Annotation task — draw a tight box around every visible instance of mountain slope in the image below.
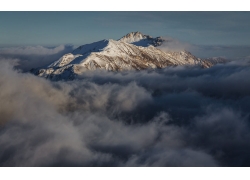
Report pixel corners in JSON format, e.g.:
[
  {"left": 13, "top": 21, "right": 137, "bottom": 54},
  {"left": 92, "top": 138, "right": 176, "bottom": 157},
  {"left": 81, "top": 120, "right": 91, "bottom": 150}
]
[{"left": 32, "top": 32, "right": 226, "bottom": 81}]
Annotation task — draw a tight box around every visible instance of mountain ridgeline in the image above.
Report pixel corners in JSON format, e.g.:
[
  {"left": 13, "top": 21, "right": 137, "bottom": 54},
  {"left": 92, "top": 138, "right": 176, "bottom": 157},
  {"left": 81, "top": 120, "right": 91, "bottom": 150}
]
[{"left": 31, "top": 32, "right": 226, "bottom": 80}]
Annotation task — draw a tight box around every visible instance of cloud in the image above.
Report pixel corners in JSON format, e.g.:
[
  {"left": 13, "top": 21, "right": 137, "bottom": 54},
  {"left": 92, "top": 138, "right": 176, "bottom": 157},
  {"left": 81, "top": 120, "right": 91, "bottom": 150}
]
[
  {"left": 0, "top": 45, "right": 69, "bottom": 55},
  {"left": 187, "top": 108, "right": 250, "bottom": 166},
  {"left": 0, "top": 45, "right": 75, "bottom": 71},
  {"left": 157, "top": 37, "right": 250, "bottom": 60},
  {"left": 190, "top": 45, "right": 250, "bottom": 59},
  {"left": 158, "top": 37, "right": 195, "bottom": 52},
  {"left": 1, "top": 58, "right": 250, "bottom": 166}
]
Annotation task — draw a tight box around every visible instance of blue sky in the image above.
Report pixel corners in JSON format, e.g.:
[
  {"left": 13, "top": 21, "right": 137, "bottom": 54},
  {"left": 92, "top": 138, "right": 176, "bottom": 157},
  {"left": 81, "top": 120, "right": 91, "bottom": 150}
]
[{"left": 0, "top": 12, "right": 250, "bottom": 46}]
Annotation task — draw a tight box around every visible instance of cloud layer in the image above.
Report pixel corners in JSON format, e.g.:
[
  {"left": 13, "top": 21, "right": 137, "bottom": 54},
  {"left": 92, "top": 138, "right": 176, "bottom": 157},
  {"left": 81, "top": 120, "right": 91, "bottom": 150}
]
[
  {"left": 1, "top": 57, "right": 250, "bottom": 167},
  {"left": 158, "top": 37, "right": 250, "bottom": 60},
  {"left": 0, "top": 45, "right": 74, "bottom": 71}
]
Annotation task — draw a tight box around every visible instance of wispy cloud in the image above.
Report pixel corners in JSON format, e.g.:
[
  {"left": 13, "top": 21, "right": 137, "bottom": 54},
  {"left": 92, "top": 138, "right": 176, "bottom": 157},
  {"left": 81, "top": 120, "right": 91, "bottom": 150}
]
[
  {"left": 157, "top": 37, "right": 250, "bottom": 59},
  {"left": 158, "top": 37, "right": 195, "bottom": 52},
  {"left": 0, "top": 45, "right": 75, "bottom": 71}
]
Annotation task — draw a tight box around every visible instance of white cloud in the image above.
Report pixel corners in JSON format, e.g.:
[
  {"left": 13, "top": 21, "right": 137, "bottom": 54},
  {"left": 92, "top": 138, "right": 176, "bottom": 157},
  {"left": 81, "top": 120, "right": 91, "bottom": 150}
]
[{"left": 158, "top": 37, "right": 195, "bottom": 52}]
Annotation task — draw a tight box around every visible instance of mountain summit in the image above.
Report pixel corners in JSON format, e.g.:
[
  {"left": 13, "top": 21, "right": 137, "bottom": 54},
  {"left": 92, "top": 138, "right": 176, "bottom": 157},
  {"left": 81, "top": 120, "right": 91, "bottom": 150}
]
[
  {"left": 118, "top": 31, "right": 165, "bottom": 47},
  {"left": 32, "top": 32, "right": 226, "bottom": 81},
  {"left": 119, "top": 31, "right": 146, "bottom": 43}
]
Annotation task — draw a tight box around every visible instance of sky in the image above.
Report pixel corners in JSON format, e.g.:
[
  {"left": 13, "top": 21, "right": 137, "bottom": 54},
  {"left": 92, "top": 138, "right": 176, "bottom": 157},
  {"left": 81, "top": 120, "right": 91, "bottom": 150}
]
[{"left": 1, "top": 11, "right": 250, "bottom": 46}]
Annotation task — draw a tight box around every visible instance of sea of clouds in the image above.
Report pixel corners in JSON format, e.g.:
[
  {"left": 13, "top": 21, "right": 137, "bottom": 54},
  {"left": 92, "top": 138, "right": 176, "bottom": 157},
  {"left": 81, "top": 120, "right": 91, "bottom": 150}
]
[{"left": 0, "top": 45, "right": 250, "bottom": 166}]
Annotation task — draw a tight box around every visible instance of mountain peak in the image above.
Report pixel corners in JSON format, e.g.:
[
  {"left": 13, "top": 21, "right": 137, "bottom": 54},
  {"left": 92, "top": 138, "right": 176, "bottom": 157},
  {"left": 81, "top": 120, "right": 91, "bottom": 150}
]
[
  {"left": 118, "top": 31, "right": 151, "bottom": 43},
  {"left": 118, "top": 32, "right": 165, "bottom": 47},
  {"left": 125, "top": 31, "right": 145, "bottom": 36},
  {"left": 127, "top": 31, "right": 145, "bottom": 37}
]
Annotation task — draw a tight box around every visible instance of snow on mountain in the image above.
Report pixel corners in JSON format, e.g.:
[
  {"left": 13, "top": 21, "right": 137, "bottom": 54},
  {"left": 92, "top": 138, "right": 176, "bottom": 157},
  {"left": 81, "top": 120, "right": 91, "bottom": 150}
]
[
  {"left": 118, "top": 31, "right": 165, "bottom": 47},
  {"left": 31, "top": 32, "right": 227, "bottom": 81},
  {"left": 204, "top": 57, "right": 227, "bottom": 64}
]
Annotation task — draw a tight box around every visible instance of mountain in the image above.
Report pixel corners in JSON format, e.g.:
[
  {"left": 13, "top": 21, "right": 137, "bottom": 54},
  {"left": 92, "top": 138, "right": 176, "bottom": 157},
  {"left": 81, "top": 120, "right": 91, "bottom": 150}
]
[{"left": 31, "top": 32, "right": 226, "bottom": 81}]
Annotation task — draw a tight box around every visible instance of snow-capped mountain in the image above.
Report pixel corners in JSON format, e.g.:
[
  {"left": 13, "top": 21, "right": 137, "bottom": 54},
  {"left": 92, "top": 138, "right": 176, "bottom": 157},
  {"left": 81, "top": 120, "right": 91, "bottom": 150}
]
[{"left": 32, "top": 32, "right": 226, "bottom": 80}]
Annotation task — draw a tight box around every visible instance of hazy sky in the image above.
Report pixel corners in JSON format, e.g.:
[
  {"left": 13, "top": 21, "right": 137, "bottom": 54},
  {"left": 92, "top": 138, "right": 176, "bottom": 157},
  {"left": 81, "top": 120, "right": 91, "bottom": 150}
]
[{"left": 0, "top": 11, "right": 250, "bottom": 46}]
